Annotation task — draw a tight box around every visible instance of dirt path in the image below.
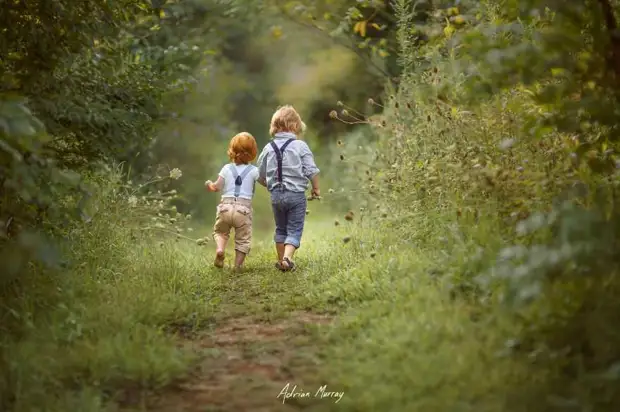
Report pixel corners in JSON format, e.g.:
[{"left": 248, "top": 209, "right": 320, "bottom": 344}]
[{"left": 144, "top": 311, "right": 333, "bottom": 412}]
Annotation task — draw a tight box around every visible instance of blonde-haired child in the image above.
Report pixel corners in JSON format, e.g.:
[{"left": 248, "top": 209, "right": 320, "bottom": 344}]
[
  {"left": 205, "top": 132, "right": 259, "bottom": 270},
  {"left": 256, "top": 105, "right": 320, "bottom": 271}
]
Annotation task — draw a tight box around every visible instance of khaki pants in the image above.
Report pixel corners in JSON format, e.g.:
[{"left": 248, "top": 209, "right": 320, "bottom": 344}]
[{"left": 212, "top": 197, "right": 253, "bottom": 254}]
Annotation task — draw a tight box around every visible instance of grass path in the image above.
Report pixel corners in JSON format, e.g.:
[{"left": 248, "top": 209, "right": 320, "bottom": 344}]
[
  {"left": 3, "top": 208, "right": 548, "bottom": 412},
  {"left": 121, "top": 218, "right": 351, "bottom": 412}
]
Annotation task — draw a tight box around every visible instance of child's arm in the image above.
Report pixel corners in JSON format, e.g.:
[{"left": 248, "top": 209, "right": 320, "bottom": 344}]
[
  {"left": 309, "top": 174, "right": 320, "bottom": 197},
  {"left": 299, "top": 142, "right": 320, "bottom": 196},
  {"left": 256, "top": 146, "right": 268, "bottom": 187},
  {"left": 205, "top": 176, "right": 224, "bottom": 192}
]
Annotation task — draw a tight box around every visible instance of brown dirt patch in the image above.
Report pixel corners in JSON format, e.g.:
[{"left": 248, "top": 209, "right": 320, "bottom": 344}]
[{"left": 144, "top": 311, "right": 333, "bottom": 412}]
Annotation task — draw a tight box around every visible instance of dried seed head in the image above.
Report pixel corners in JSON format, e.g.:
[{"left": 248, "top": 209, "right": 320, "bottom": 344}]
[
  {"left": 329, "top": 110, "right": 337, "bottom": 119},
  {"left": 368, "top": 98, "right": 375, "bottom": 105},
  {"left": 337, "top": 100, "right": 344, "bottom": 106},
  {"left": 337, "top": 139, "right": 343, "bottom": 146},
  {"left": 341, "top": 109, "right": 349, "bottom": 116},
  {"left": 381, "top": 120, "right": 387, "bottom": 127}
]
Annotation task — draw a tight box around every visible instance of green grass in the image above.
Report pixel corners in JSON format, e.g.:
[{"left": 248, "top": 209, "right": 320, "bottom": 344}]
[{"left": 1, "top": 193, "right": 614, "bottom": 412}]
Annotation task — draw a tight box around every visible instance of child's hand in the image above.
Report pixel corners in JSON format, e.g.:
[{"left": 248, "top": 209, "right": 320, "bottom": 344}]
[{"left": 205, "top": 180, "right": 215, "bottom": 192}]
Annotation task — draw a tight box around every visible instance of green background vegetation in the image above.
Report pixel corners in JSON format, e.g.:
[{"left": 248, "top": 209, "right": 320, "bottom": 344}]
[{"left": 3, "top": 0, "right": 620, "bottom": 410}]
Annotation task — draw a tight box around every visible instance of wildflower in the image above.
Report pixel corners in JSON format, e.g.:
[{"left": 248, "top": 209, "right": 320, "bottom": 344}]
[
  {"left": 341, "top": 109, "right": 349, "bottom": 116},
  {"left": 128, "top": 195, "right": 138, "bottom": 207},
  {"left": 499, "top": 138, "right": 515, "bottom": 150},
  {"left": 337, "top": 101, "right": 344, "bottom": 106},
  {"left": 329, "top": 110, "right": 337, "bottom": 119},
  {"left": 169, "top": 168, "right": 182, "bottom": 180},
  {"left": 185, "top": 214, "right": 192, "bottom": 220},
  {"left": 328, "top": 188, "right": 335, "bottom": 194},
  {"left": 192, "top": 45, "right": 199, "bottom": 51},
  {"left": 368, "top": 98, "right": 375, "bottom": 105}
]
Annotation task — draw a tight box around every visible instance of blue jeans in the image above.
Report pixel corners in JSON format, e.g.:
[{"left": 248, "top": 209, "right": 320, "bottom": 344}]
[{"left": 270, "top": 189, "right": 307, "bottom": 248}]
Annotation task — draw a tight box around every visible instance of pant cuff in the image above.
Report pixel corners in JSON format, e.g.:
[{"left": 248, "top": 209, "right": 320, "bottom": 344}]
[{"left": 284, "top": 236, "right": 300, "bottom": 248}]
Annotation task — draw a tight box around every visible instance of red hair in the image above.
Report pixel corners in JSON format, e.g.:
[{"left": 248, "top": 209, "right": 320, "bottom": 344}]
[{"left": 227, "top": 132, "right": 258, "bottom": 164}]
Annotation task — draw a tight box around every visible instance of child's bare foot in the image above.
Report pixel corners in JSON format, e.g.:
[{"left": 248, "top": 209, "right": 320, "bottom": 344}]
[{"left": 214, "top": 250, "right": 225, "bottom": 268}]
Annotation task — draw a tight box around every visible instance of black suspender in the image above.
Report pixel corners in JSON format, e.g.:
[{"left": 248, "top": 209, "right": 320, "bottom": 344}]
[{"left": 269, "top": 138, "right": 295, "bottom": 187}]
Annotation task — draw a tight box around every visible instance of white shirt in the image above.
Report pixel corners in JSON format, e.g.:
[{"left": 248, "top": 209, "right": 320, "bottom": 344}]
[{"left": 218, "top": 163, "right": 259, "bottom": 200}]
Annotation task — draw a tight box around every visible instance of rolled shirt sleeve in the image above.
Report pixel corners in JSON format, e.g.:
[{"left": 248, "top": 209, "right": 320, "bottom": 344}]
[
  {"left": 257, "top": 146, "right": 268, "bottom": 181},
  {"left": 299, "top": 141, "right": 319, "bottom": 179}
]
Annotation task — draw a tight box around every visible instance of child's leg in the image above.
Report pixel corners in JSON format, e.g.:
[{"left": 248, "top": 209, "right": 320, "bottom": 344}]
[
  {"left": 212, "top": 205, "right": 232, "bottom": 268},
  {"left": 271, "top": 193, "right": 288, "bottom": 262},
  {"left": 276, "top": 243, "right": 285, "bottom": 261},
  {"left": 234, "top": 250, "right": 246, "bottom": 269},
  {"left": 282, "top": 192, "right": 307, "bottom": 267},
  {"left": 232, "top": 204, "right": 252, "bottom": 269}
]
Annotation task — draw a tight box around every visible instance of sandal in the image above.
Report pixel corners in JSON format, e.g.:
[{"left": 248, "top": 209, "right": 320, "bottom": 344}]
[
  {"left": 214, "top": 251, "right": 225, "bottom": 268},
  {"left": 275, "top": 261, "right": 285, "bottom": 271},
  {"left": 281, "top": 257, "right": 296, "bottom": 272}
]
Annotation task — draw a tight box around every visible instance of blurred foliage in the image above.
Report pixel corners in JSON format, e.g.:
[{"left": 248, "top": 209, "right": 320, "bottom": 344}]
[
  {"left": 0, "top": 0, "right": 389, "bottom": 281},
  {"left": 333, "top": 0, "right": 620, "bottom": 407}
]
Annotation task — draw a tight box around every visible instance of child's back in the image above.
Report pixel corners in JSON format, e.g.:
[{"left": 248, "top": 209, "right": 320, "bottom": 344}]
[
  {"left": 205, "top": 132, "right": 260, "bottom": 270},
  {"left": 256, "top": 105, "right": 320, "bottom": 271}
]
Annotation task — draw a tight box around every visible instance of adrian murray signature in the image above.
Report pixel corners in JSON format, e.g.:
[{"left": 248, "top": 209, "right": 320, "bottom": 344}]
[{"left": 277, "top": 383, "right": 344, "bottom": 404}]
